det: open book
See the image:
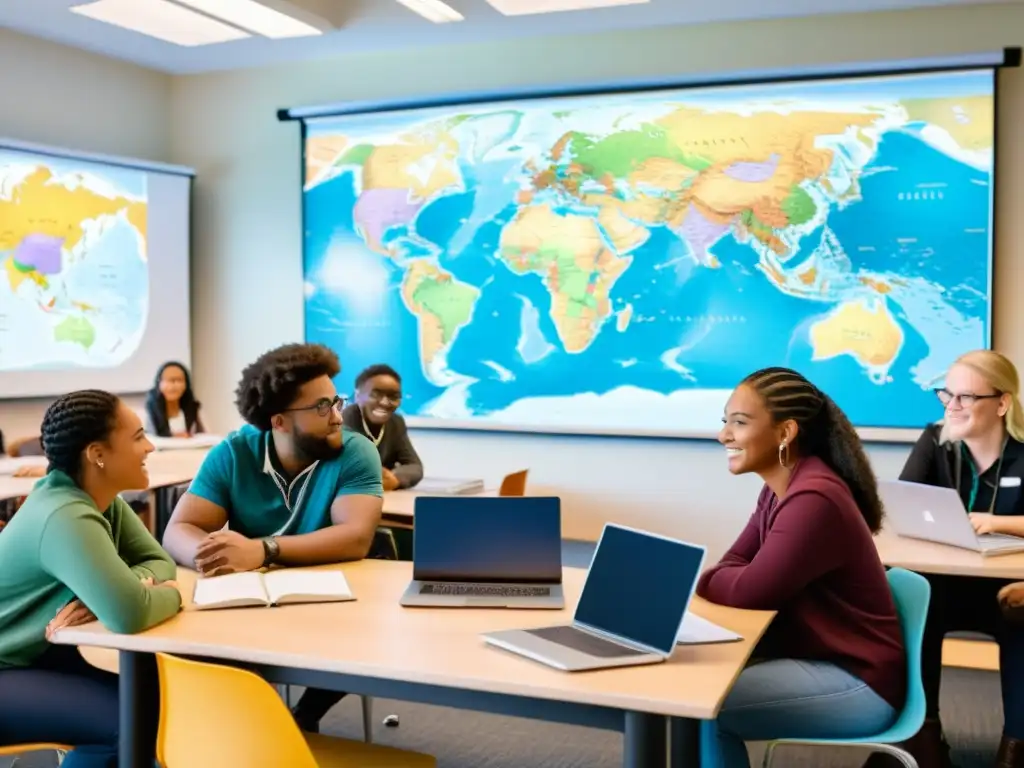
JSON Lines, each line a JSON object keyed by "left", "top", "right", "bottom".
{"left": 192, "top": 569, "right": 354, "bottom": 611}
{"left": 676, "top": 612, "right": 743, "bottom": 645}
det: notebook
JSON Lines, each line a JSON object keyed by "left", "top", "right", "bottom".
{"left": 192, "top": 569, "right": 354, "bottom": 610}
{"left": 676, "top": 612, "right": 742, "bottom": 645}
{"left": 148, "top": 434, "right": 223, "bottom": 451}
{"left": 414, "top": 477, "right": 485, "bottom": 495}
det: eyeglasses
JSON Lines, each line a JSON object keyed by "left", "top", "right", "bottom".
{"left": 368, "top": 388, "right": 402, "bottom": 405}
{"left": 285, "top": 395, "right": 345, "bottom": 417}
{"left": 934, "top": 388, "right": 1002, "bottom": 409}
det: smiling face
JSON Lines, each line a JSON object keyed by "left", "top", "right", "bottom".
{"left": 89, "top": 402, "right": 155, "bottom": 490}
{"left": 158, "top": 364, "right": 187, "bottom": 404}
{"left": 719, "top": 384, "right": 793, "bottom": 476}
{"left": 356, "top": 373, "right": 402, "bottom": 427}
{"left": 941, "top": 362, "right": 1008, "bottom": 442}
{"left": 280, "top": 374, "right": 344, "bottom": 460}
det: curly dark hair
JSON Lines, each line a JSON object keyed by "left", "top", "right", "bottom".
{"left": 742, "top": 367, "right": 885, "bottom": 533}
{"left": 355, "top": 363, "right": 401, "bottom": 390}
{"left": 235, "top": 343, "right": 341, "bottom": 430}
{"left": 41, "top": 390, "right": 121, "bottom": 481}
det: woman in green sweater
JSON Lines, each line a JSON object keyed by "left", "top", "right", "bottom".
{"left": 0, "top": 390, "right": 182, "bottom": 768}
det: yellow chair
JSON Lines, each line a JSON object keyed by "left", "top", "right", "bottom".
{"left": 155, "top": 653, "right": 436, "bottom": 768}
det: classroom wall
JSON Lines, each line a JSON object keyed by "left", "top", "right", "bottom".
{"left": 0, "top": 29, "right": 174, "bottom": 440}
{"left": 170, "top": 3, "right": 1024, "bottom": 559}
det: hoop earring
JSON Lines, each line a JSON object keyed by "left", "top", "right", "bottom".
{"left": 778, "top": 442, "right": 790, "bottom": 469}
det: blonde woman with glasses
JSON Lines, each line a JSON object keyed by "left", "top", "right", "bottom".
{"left": 878, "top": 350, "right": 1024, "bottom": 768}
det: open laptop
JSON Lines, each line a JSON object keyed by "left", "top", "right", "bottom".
{"left": 482, "top": 524, "right": 706, "bottom": 671}
{"left": 880, "top": 479, "right": 1024, "bottom": 556}
{"left": 400, "top": 496, "right": 564, "bottom": 609}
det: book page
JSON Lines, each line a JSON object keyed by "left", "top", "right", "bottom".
{"left": 676, "top": 612, "right": 743, "bottom": 645}
{"left": 265, "top": 569, "right": 353, "bottom": 606}
{"left": 192, "top": 572, "right": 268, "bottom": 609}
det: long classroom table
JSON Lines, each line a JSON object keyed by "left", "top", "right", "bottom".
{"left": 55, "top": 561, "right": 775, "bottom": 768}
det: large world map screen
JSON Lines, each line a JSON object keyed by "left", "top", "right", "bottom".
{"left": 302, "top": 69, "right": 994, "bottom": 437}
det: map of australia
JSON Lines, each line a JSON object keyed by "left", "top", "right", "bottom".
{"left": 302, "top": 70, "right": 993, "bottom": 434}
{"left": 0, "top": 151, "right": 148, "bottom": 372}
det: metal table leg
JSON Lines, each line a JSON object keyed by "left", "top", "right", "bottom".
{"left": 670, "top": 717, "right": 701, "bottom": 767}
{"left": 624, "top": 711, "right": 667, "bottom": 768}
{"left": 119, "top": 650, "right": 159, "bottom": 768}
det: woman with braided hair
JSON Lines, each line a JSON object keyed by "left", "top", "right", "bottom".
{"left": 696, "top": 367, "right": 906, "bottom": 768}
{"left": 0, "top": 390, "right": 182, "bottom": 767}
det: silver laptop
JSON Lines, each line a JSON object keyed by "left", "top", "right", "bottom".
{"left": 482, "top": 524, "right": 707, "bottom": 671}
{"left": 400, "top": 496, "right": 564, "bottom": 609}
{"left": 880, "top": 479, "right": 1024, "bottom": 556}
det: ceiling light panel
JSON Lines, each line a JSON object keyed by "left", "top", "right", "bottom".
{"left": 396, "top": 0, "right": 464, "bottom": 23}
{"left": 174, "top": 0, "right": 326, "bottom": 39}
{"left": 70, "top": 0, "right": 251, "bottom": 46}
{"left": 485, "top": 0, "right": 649, "bottom": 14}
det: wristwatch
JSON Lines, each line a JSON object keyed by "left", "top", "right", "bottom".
{"left": 260, "top": 536, "right": 280, "bottom": 567}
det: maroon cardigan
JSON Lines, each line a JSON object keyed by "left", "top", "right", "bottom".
{"left": 697, "top": 456, "right": 906, "bottom": 710}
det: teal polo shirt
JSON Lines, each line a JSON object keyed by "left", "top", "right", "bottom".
{"left": 188, "top": 425, "right": 383, "bottom": 538}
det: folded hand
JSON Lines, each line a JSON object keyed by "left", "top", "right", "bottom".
{"left": 194, "top": 530, "right": 264, "bottom": 576}
{"left": 46, "top": 599, "right": 96, "bottom": 640}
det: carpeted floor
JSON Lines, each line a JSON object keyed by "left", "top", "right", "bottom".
{"left": 1, "top": 666, "right": 1004, "bottom": 767}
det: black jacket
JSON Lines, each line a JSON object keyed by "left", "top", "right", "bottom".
{"left": 900, "top": 422, "right": 1024, "bottom": 515}
{"left": 341, "top": 404, "right": 423, "bottom": 489}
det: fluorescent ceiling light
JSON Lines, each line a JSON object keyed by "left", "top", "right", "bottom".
{"left": 396, "top": 0, "right": 464, "bottom": 23}
{"left": 173, "top": 0, "right": 326, "bottom": 39}
{"left": 485, "top": 0, "right": 648, "bottom": 14}
{"left": 70, "top": 0, "right": 251, "bottom": 46}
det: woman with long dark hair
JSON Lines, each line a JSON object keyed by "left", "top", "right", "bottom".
{"left": 145, "top": 361, "right": 204, "bottom": 437}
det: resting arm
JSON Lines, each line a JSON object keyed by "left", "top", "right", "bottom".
{"left": 696, "top": 513, "right": 761, "bottom": 598}
{"left": 697, "top": 491, "right": 845, "bottom": 610}
{"left": 162, "top": 492, "right": 228, "bottom": 568}
{"left": 112, "top": 497, "right": 177, "bottom": 582}
{"left": 390, "top": 418, "right": 423, "bottom": 489}
{"left": 275, "top": 494, "right": 383, "bottom": 565}
{"left": 988, "top": 515, "right": 1024, "bottom": 537}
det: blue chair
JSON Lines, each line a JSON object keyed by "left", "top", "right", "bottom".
{"left": 758, "top": 567, "right": 930, "bottom": 767}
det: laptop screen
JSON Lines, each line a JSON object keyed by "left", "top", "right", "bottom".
{"left": 574, "top": 525, "right": 706, "bottom": 655}
{"left": 412, "top": 497, "right": 562, "bottom": 583}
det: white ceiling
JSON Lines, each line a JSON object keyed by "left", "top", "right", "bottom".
{"left": 0, "top": 0, "right": 1018, "bottom": 75}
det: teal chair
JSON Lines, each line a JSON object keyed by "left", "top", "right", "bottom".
{"left": 759, "top": 567, "right": 931, "bottom": 767}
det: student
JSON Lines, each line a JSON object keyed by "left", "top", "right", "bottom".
{"left": 697, "top": 367, "right": 905, "bottom": 768}
{"left": 896, "top": 349, "right": 1024, "bottom": 768}
{"left": 145, "top": 360, "right": 204, "bottom": 437}
{"left": 161, "top": 342, "right": 383, "bottom": 734}
{"left": 342, "top": 364, "right": 423, "bottom": 490}
{"left": 0, "top": 390, "right": 182, "bottom": 767}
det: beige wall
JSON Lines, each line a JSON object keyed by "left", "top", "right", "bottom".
{"left": 0, "top": 29, "right": 173, "bottom": 440}
{"left": 169, "top": 3, "right": 1024, "bottom": 557}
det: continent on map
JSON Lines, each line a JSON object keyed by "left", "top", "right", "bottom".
{"left": 305, "top": 135, "right": 349, "bottom": 188}
{"left": 809, "top": 298, "right": 904, "bottom": 375}
{"left": 901, "top": 96, "right": 993, "bottom": 152}
{"left": 400, "top": 259, "right": 479, "bottom": 373}
{"left": 499, "top": 204, "right": 630, "bottom": 354}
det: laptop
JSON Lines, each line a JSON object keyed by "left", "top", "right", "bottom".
{"left": 482, "top": 524, "right": 706, "bottom": 672}
{"left": 880, "top": 479, "right": 1024, "bottom": 556}
{"left": 400, "top": 496, "right": 564, "bottom": 609}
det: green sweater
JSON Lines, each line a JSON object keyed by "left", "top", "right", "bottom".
{"left": 0, "top": 471, "right": 182, "bottom": 668}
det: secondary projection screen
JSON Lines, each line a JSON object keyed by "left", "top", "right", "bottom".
{"left": 0, "top": 140, "right": 192, "bottom": 399}
{"left": 297, "top": 64, "right": 999, "bottom": 439}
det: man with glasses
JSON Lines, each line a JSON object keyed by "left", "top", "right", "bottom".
{"left": 162, "top": 342, "right": 383, "bottom": 576}
{"left": 342, "top": 363, "right": 423, "bottom": 491}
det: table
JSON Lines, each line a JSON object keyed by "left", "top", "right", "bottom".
{"left": 381, "top": 488, "right": 500, "bottom": 527}
{"left": 875, "top": 526, "right": 1024, "bottom": 579}
{"left": 54, "top": 561, "right": 775, "bottom": 768}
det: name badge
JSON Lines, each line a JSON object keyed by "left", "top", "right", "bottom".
{"left": 1000, "top": 476, "right": 1022, "bottom": 488}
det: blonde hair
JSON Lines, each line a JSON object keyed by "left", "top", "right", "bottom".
{"left": 941, "top": 350, "right": 1024, "bottom": 443}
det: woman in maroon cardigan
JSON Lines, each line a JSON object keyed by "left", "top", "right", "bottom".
{"left": 698, "top": 367, "right": 906, "bottom": 768}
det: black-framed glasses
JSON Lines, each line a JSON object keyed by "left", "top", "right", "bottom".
{"left": 285, "top": 395, "right": 345, "bottom": 417}
{"left": 934, "top": 388, "right": 1002, "bottom": 409}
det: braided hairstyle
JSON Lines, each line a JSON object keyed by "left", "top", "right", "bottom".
{"left": 743, "top": 367, "right": 885, "bottom": 532}
{"left": 41, "top": 390, "right": 121, "bottom": 481}
{"left": 235, "top": 343, "right": 341, "bottom": 430}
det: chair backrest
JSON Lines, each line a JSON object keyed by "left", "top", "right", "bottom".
{"left": 155, "top": 653, "right": 319, "bottom": 768}
{"left": 498, "top": 469, "right": 529, "bottom": 497}
{"left": 883, "top": 567, "right": 931, "bottom": 742}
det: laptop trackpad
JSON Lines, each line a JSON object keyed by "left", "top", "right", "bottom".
{"left": 526, "top": 625, "right": 647, "bottom": 657}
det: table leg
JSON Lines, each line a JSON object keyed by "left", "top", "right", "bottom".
{"left": 623, "top": 711, "right": 667, "bottom": 768}
{"left": 119, "top": 650, "right": 159, "bottom": 768}
{"left": 669, "top": 717, "right": 700, "bottom": 767}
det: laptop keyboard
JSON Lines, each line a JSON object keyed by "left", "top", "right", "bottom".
{"left": 420, "top": 583, "right": 551, "bottom": 597}
{"left": 525, "top": 625, "right": 647, "bottom": 657}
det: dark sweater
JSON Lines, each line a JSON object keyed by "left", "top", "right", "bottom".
{"left": 697, "top": 456, "right": 906, "bottom": 710}
{"left": 900, "top": 423, "right": 1024, "bottom": 514}
{"left": 341, "top": 404, "right": 423, "bottom": 489}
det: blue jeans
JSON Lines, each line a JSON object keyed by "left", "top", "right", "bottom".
{"left": 712, "top": 659, "right": 897, "bottom": 768}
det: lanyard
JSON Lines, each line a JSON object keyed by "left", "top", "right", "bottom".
{"left": 956, "top": 438, "right": 1007, "bottom": 513}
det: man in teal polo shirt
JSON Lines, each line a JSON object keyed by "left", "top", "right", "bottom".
{"left": 162, "top": 342, "right": 384, "bottom": 732}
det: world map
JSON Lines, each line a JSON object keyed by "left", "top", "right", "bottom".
{"left": 0, "top": 149, "right": 149, "bottom": 372}
{"left": 303, "top": 70, "right": 993, "bottom": 435}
